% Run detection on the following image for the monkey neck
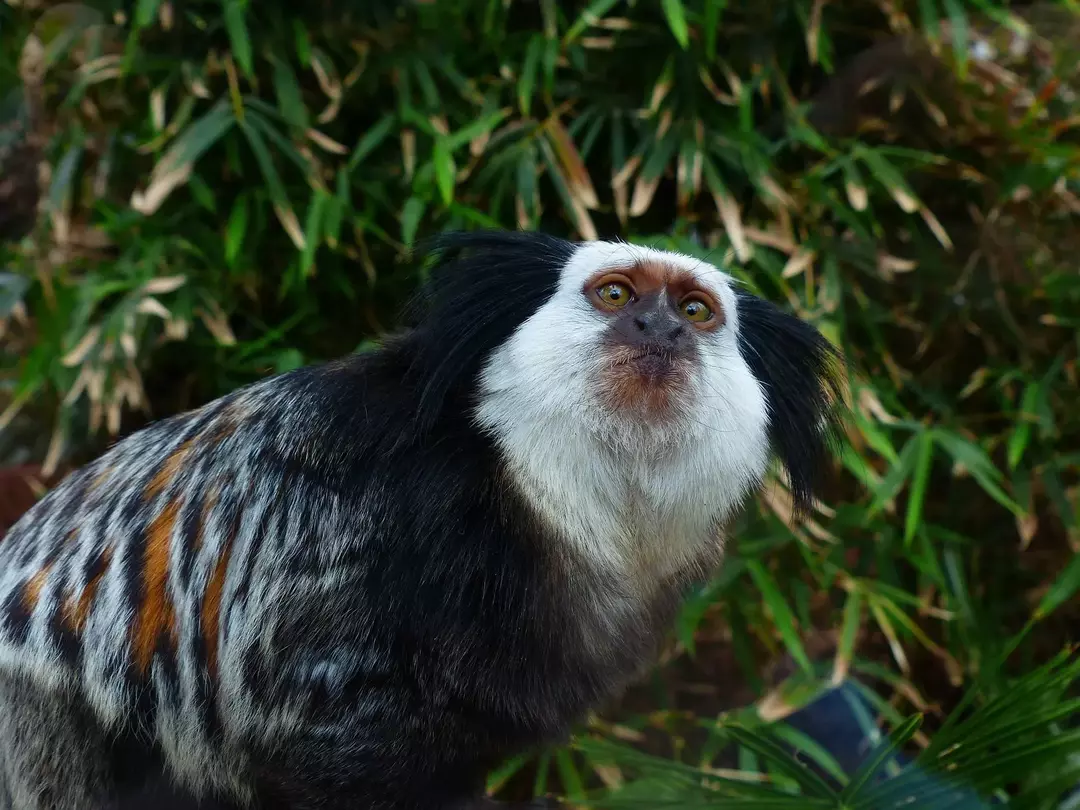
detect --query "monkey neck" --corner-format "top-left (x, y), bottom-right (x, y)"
top-left (488, 410), bottom-right (729, 594)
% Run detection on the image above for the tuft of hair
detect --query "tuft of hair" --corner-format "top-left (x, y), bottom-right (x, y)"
top-left (402, 230), bottom-right (577, 431)
top-left (733, 289), bottom-right (845, 517)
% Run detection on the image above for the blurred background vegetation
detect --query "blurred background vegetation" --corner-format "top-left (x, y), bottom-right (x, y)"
top-left (2, 0), bottom-right (1080, 807)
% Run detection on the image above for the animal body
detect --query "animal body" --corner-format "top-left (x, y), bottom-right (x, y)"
top-left (0, 230), bottom-right (841, 809)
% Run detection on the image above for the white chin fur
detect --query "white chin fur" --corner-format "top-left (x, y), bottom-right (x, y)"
top-left (473, 240), bottom-right (770, 580)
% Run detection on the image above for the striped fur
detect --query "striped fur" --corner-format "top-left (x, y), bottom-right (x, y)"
top-left (0, 231), bottom-right (841, 809)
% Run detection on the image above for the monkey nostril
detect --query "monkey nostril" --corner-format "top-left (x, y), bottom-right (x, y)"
top-left (633, 315), bottom-right (650, 332)
top-left (667, 324), bottom-right (685, 341)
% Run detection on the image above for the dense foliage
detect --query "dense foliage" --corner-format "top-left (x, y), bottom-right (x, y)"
top-left (2, 0), bottom-right (1079, 806)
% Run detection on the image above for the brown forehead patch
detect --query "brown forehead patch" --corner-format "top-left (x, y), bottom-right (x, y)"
top-left (625, 260), bottom-right (705, 296)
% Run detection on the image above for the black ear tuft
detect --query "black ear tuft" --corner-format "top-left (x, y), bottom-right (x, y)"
top-left (734, 290), bottom-right (845, 517)
top-left (403, 229), bottom-right (578, 431)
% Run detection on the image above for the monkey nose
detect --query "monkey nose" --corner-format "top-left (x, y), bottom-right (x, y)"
top-left (633, 313), bottom-right (685, 343)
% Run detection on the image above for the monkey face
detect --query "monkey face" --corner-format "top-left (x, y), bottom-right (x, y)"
top-left (583, 261), bottom-right (727, 421)
top-left (474, 241), bottom-right (767, 458)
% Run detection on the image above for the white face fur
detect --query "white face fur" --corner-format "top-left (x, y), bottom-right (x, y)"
top-left (473, 240), bottom-right (771, 585)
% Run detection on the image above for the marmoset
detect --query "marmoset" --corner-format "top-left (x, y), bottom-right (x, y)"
top-left (0, 230), bottom-right (841, 809)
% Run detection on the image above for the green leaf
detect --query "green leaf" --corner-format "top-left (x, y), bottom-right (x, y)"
top-left (224, 193), bottom-right (249, 267)
top-left (346, 113), bottom-right (396, 174)
top-left (137, 100), bottom-right (233, 213)
top-left (842, 714), bottom-right (923, 803)
top-left (485, 753), bottom-right (530, 796)
top-left (188, 174), bottom-right (216, 212)
top-left (518, 35), bottom-right (543, 116)
top-left (905, 430), bottom-right (934, 547)
top-left (299, 186), bottom-right (328, 275)
top-left (725, 725), bottom-right (839, 799)
top-left (273, 349), bottom-right (304, 374)
top-left (222, 0), bottom-right (254, 78)
top-left (1007, 383), bottom-right (1039, 470)
top-left (1033, 551), bottom-right (1080, 621)
top-left (834, 587), bottom-right (863, 682)
top-left (237, 117), bottom-right (304, 251)
top-left (0, 273), bottom-right (31, 320)
top-left (323, 169), bottom-right (350, 247)
top-left (272, 57), bottom-right (308, 131)
top-left (433, 140), bottom-right (456, 206)
top-left (745, 560), bottom-right (812, 675)
top-left (554, 749), bottom-right (586, 801)
top-left (942, 0), bottom-right (969, 74)
top-left (661, 0), bottom-right (690, 49)
top-left (932, 431), bottom-right (1025, 516)
top-left (704, 0), bottom-right (727, 60)
top-left (134, 0), bottom-right (163, 28)
top-left (917, 0), bottom-right (941, 39)
top-left (854, 145), bottom-right (921, 213)
top-left (868, 432), bottom-right (919, 518)
top-left (771, 724), bottom-right (849, 787)
top-left (292, 19), bottom-right (312, 66)
top-left (564, 0), bottom-right (623, 44)
top-left (47, 141), bottom-right (83, 214)
top-left (400, 196), bottom-right (426, 246)
top-left (445, 110), bottom-right (508, 152)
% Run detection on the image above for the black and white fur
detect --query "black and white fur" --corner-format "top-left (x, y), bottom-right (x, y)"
top-left (0, 230), bottom-right (841, 809)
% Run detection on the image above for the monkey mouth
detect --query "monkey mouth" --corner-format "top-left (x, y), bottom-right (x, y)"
top-left (599, 343), bottom-right (690, 416)
top-left (611, 344), bottom-right (682, 378)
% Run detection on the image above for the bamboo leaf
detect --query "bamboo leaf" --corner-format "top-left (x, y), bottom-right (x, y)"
top-left (237, 117), bottom-right (305, 250)
top-left (1007, 383), bottom-right (1039, 471)
top-left (299, 186), bottom-right (328, 275)
top-left (272, 56), bottom-right (308, 131)
top-left (842, 714), bottom-right (923, 803)
top-left (832, 587), bottom-right (863, 685)
top-left (745, 561), bottom-right (812, 675)
top-left (134, 0), bottom-right (163, 28)
top-left (132, 99), bottom-right (234, 215)
top-left (346, 113), bottom-right (396, 173)
top-left (905, 431), bottom-right (934, 547)
top-left (1033, 552), bottom-right (1080, 621)
top-left (222, 0), bottom-right (254, 78)
top-left (400, 196), bottom-right (426, 246)
top-left (725, 726), bottom-right (840, 799)
top-left (224, 193), bottom-right (249, 267)
top-left (433, 139), bottom-right (456, 206)
top-left (661, 0), bottom-right (690, 49)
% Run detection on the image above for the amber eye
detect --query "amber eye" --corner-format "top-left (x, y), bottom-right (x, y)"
top-left (680, 297), bottom-right (714, 323)
top-left (597, 281), bottom-right (633, 308)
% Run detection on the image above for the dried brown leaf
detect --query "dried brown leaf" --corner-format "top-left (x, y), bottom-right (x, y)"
top-left (131, 163), bottom-right (192, 215)
top-left (62, 325), bottom-right (101, 366)
top-left (781, 249), bottom-right (816, 279)
top-left (546, 119), bottom-right (600, 210)
top-left (878, 253), bottom-right (918, 275)
top-left (136, 297), bottom-right (171, 319)
top-left (920, 204), bottom-right (953, 250)
top-left (714, 192), bottom-right (751, 262)
top-left (846, 180), bottom-right (869, 211)
top-left (196, 302), bottom-right (237, 346)
top-left (275, 203), bottom-right (306, 251)
top-left (140, 275), bottom-right (187, 295)
top-left (307, 129), bottom-right (348, 155)
top-left (629, 173), bottom-right (660, 218)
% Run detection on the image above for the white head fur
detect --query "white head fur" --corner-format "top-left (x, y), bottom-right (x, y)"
top-left (473, 240), bottom-right (771, 583)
